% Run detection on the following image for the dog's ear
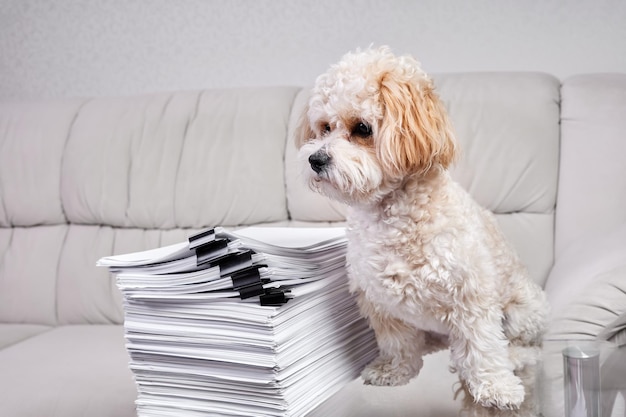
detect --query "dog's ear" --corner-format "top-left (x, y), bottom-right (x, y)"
top-left (378, 75), bottom-right (457, 176)
top-left (294, 103), bottom-right (314, 149)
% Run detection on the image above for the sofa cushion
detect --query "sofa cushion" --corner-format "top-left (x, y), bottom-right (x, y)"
top-left (0, 99), bottom-right (84, 228)
top-left (495, 212), bottom-right (554, 287)
top-left (61, 87), bottom-right (300, 229)
top-left (438, 73), bottom-right (559, 214)
top-left (555, 74), bottom-right (626, 254)
top-left (0, 87), bottom-right (302, 230)
top-left (0, 324), bottom-right (51, 349)
top-left (0, 225), bottom-right (67, 325)
top-left (0, 325), bottom-right (136, 417)
top-left (285, 73), bottom-right (560, 285)
top-left (545, 222), bottom-right (626, 339)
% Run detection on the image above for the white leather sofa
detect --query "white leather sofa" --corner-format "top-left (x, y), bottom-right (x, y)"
top-left (1, 73), bottom-right (625, 417)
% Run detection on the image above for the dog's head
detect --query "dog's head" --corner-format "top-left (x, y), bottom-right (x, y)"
top-left (296, 46), bottom-right (457, 205)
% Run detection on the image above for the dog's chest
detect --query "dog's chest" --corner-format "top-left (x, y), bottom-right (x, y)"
top-left (345, 219), bottom-right (454, 334)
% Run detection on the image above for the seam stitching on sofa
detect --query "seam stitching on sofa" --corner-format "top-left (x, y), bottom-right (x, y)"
top-left (59, 99), bottom-right (92, 224)
top-left (53, 225), bottom-right (70, 325)
top-left (0, 134), bottom-right (7, 226)
top-left (171, 91), bottom-right (203, 227)
top-left (283, 87), bottom-right (304, 222)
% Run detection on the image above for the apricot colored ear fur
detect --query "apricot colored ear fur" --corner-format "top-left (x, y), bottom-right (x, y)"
top-left (294, 104), bottom-right (314, 149)
top-left (378, 76), bottom-right (457, 176)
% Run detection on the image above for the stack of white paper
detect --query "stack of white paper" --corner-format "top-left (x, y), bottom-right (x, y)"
top-left (98, 227), bottom-right (378, 417)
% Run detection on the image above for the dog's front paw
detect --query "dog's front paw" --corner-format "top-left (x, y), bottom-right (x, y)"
top-left (361, 356), bottom-right (421, 386)
top-left (468, 372), bottom-right (525, 410)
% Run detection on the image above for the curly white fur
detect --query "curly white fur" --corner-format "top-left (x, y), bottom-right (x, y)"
top-left (295, 46), bottom-right (548, 410)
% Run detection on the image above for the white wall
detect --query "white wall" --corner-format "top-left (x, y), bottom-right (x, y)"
top-left (1, 0), bottom-right (625, 99)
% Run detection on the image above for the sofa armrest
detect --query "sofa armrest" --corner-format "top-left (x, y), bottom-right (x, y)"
top-left (544, 223), bottom-right (626, 340)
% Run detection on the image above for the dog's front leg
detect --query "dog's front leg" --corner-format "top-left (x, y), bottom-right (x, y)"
top-left (448, 308), bottom-right (525, 410)
top-left (357, 294), bottom-right (426, 386)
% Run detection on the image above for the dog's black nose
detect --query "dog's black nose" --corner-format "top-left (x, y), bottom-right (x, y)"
top-left (309, 151), bottom-right (331, 174)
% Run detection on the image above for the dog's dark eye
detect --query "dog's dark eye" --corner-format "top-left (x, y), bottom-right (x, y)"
top-left (353, 122), bottom-right (372, 138)
top-left (322, 123), bottom-right (331, 134)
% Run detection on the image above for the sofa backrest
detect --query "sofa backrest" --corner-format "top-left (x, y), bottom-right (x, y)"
top-left (286, 73), bottom-right (561, 286)
top-left (0, 74), bottom-right (562, 326)
top-left (556, 74), bottom-right (626, 255)
top-left (0, 87), bottom-right (299, 326)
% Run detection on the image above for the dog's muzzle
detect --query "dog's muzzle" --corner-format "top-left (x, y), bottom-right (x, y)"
top-left (309, 150), bottom-right (331, 174)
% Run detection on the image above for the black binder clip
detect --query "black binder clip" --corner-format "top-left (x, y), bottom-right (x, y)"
top-left (203, 250), bottom-right (254, 275)
top-left (231, 267), bottom-right (268, 299)
top-left (188, 228), bottom-right (216, 250)
top-left (238, 283), bottom-right (266, 299)
top-left (195, 239), bottom-right (229, 265)
top-left (260, 289), bottom-right (289, 306)
top-left (231, 267), bottom-right (263, 290)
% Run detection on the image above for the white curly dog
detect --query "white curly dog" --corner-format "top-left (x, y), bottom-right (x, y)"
top-left (295, 46), bottom-right (548, 410)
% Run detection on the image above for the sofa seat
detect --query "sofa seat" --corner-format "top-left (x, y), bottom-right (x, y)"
top-left (0, 325), bottom-right (136, 417)
top-left (0, 324), bottom-right (52, 349)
